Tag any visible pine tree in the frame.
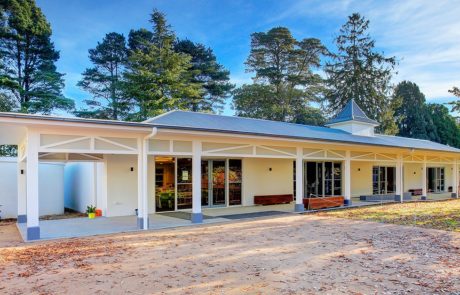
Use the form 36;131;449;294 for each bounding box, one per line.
326;13;396;123
124;10;201;121
448;86;460;113
76;32;130;120
0;0;74;114
233;27;328;124
174;39;234;112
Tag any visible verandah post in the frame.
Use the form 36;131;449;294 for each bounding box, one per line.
137;137;144;229
344;151;351;206
26;129;40;240
295;147;304;212
421;156;427;200
396;154;403;203
452;160;458;198
191;140;203;223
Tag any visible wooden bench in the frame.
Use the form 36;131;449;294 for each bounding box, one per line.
408;189;423;196
254;194;293;205
303;196;344;210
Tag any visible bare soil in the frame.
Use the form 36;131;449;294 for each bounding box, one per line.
0;214;459;294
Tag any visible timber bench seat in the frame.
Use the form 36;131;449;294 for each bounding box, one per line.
408;189;423;196
254;194;293;205
303;196;344;210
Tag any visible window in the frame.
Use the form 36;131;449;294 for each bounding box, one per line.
177;158;193;209
155;157;175;212
372;166;396;195
305;161;342;197
427;167;445;193
228;159;242;205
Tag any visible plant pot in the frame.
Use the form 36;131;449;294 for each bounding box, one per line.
88;213;96;219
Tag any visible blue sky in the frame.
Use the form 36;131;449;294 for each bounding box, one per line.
37;0;460;116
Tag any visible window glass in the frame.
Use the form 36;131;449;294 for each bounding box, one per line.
228;159;242;205
155;157;175;212
177;158;193;209
304;161;342;197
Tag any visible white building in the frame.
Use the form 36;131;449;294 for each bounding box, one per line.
0;100;458;240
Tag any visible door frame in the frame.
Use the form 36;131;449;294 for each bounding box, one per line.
202;159;228;208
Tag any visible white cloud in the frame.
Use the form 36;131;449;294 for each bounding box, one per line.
270;0;460;101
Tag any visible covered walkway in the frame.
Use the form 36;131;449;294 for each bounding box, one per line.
17;204;295;241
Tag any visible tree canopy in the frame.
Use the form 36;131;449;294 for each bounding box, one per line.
124;9;201;121
0;0;73;114
233;27;328;125
174;39;234;112
76;32;131;120
325;13;396;126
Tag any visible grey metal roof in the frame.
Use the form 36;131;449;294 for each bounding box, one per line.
326;99;379;125
145;110;460;153
0;112;153;128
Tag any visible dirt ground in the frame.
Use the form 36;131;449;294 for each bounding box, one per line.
0;214;459;294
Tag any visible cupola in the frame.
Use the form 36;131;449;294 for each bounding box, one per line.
325;99;379;136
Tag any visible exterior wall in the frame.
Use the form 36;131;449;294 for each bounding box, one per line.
0;158;64;218
404;163;423;191
0;158;19;218
242;158;293;206
106;154;138;217
328;121;375;136
350;161;373;197
64;162;96;214
39;163;65;216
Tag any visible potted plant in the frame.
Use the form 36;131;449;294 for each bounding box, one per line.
86;205;96;219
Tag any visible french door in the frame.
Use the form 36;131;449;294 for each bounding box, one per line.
202;160;227;207
428;167;445;193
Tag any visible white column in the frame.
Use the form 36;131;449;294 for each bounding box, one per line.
95;161;107;216
26;129;40;240
344;151;351;205
453;161;458;198
295;147;304;212
191;140;202;223
422;157;427;200
142;139;149;229
137;137;145;229
396;155;403;202
17;160;27;223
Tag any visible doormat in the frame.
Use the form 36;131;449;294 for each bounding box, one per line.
219;211;292;220
158;211;217;220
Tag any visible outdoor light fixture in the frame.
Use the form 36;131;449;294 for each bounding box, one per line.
20;169;24;175
269;167;272;171
130;167;134;172
358;168;361;171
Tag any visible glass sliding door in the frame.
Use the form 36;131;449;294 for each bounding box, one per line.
212;160;226;206
155;157;175;212
177;158;193;209
372;166;396;194
229;159;242;205
428;167;445;193
305;161;342;198
333;163;342;195
201;161;209;206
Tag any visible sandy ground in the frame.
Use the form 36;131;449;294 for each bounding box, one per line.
0;214;459;294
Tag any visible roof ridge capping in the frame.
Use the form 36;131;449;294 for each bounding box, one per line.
145;109;342;131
